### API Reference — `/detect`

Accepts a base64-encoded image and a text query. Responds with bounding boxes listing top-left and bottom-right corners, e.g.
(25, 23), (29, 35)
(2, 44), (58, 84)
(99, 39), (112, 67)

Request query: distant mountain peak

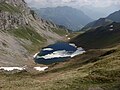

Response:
(33, 6), (93, 31)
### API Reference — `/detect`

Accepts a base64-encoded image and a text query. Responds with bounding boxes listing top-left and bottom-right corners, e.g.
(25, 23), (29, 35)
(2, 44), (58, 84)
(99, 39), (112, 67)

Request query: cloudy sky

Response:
(25, 0), (120, 19)
(25, 0), (120, 8)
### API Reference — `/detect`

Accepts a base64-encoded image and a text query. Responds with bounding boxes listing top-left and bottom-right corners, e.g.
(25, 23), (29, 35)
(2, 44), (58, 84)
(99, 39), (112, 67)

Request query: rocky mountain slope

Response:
(34, 6), (93, 31)
(82, 10), (120, 31)
(0, 0), (68, 66)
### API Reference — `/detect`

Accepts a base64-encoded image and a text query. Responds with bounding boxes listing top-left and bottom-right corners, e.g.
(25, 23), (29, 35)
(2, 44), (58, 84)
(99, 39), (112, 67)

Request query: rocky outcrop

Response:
(0, 11), (26, 30)
(0, 0), (56, 30)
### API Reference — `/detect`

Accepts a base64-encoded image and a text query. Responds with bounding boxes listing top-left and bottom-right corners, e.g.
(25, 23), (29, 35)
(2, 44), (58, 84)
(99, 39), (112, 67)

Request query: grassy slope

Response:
(0, 2), (20, 13)
(8, 26), (69, 54)
(8, 26), (47, 54)
(50, 27), (68, 36)
(70, 22), (120, 50)
(0, 2), (68, 53)
(0, 45), (120, 90)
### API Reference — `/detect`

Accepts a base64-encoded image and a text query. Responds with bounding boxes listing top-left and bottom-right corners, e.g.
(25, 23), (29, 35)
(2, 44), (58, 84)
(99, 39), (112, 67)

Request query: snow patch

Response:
(110, 25), (113, 27)
(42, 48), (53, 51)
(0, 67), (25, 71)
(68, 38), (70, 40)
(36, 48), (85, 59)
(69, 43), (77, 48)
(33, 52), (39, 58)
(34, 67), (48, 71)
(0, 66), (48, 72)
(37, 50), (71, 59)
(71, 47), (85, 57)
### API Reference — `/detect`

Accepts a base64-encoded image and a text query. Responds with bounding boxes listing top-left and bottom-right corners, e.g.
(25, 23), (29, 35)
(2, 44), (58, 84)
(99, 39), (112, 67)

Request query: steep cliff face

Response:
(0, 0), (68, 66)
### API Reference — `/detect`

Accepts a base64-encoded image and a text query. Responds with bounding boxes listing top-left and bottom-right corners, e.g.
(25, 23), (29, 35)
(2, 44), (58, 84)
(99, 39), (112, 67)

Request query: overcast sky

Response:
(25, 0), (120, 8)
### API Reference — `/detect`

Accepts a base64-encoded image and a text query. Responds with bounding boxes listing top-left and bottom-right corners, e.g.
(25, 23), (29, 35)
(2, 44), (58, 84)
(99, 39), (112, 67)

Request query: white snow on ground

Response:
(36, 47), (86, 59)
(34, 67), (48, 71)
(0, 67), (25, 71)
(33, 48), (53, 58)
(69, 43), (77, 48)
(42, 48), (53, 51)
(110, 25), (113, 27)
(36, 50), (71, 59)
(0, 66), (48, 72)
(71, 47), (86, 57)
(68, 38), (70, 40)
(33, 52), (39, 58)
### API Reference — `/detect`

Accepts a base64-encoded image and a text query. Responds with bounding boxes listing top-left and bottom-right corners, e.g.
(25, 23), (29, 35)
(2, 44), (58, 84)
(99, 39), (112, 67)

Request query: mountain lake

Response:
(33, 42), (85, 65)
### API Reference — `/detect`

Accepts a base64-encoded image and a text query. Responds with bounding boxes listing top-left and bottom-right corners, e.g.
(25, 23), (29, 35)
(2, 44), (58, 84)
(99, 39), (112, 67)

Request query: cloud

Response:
(92, 0), (120, 7)
(25, 0), (120, 8)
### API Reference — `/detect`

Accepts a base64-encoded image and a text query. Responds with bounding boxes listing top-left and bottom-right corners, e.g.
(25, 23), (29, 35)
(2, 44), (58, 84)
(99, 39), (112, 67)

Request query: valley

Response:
(0, 44), (120, 90)
(0, 0), (120, 90)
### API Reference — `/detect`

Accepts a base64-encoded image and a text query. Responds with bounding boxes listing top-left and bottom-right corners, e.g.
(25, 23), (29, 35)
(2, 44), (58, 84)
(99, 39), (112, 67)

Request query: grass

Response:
(0, 2), (20, 13)
(0, 45), (120, 90)
(67, 31), (83, 39)
(70, 22), (120, 50)
(8, 26), (47, 53)
(50, 27), (68, 36)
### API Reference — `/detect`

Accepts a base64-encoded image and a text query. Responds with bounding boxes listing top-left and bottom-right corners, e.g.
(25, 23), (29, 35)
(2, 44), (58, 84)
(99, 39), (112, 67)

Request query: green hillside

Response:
(70, 22), (120, 50)
(0, 2), (20, 13)
(0, 44), (120, 90)
(81, 10), (120, 31)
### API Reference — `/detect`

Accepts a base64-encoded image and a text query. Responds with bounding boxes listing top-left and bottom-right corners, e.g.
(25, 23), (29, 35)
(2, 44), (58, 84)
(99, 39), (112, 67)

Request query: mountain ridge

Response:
(82, 10), (120, 31)
(34, 6), (93, 31)
(70, 22), (120, 50)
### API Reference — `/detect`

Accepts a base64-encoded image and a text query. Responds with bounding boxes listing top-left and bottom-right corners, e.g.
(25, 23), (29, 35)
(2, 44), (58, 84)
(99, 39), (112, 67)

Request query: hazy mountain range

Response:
(33, 6), (93, 31)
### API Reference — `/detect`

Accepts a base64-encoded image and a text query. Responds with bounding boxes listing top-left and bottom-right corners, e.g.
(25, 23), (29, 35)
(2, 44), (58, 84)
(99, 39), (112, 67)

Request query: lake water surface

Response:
(34, 42), (85, 65)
